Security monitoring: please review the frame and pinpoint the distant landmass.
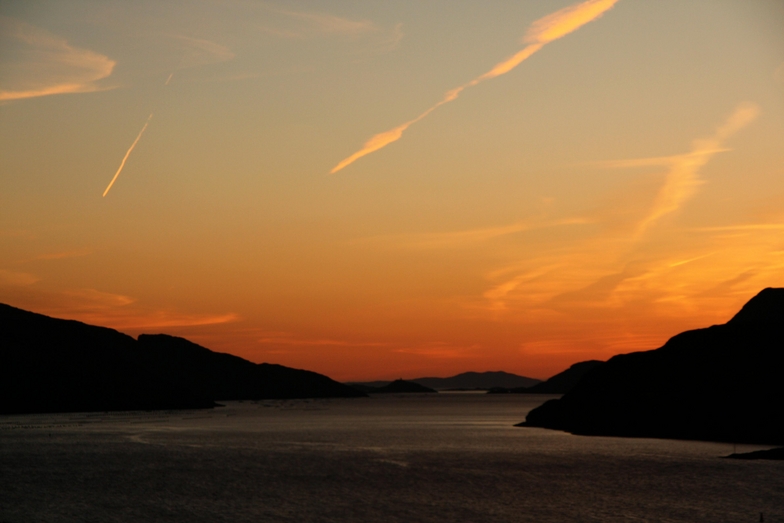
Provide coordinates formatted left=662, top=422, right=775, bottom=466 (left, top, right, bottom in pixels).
left=354, top=379, right=437, bottom=394
left=0, top=303, right=364, bottom=415
left=349, top=371, right=540, bottom=391
left=488, top=360, right=604, bottom=394
left=519, top=288, right=784, bottom=445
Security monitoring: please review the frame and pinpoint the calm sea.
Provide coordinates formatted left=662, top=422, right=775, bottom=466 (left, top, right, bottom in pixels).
left=1, top=393, right=782, bottom=522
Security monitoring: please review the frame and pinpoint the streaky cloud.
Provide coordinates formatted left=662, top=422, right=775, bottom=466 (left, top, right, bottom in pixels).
left=692, top=223, right=784, bottom=232
left=0, top=17, right=115, bottom=102
left=524, top=0, right=620, bottom=44
left=0, top=268, right=40, bottom=286
left=633, top=102, right=759, bottom=235
left=33, top=248, right=93, bottom=261
left=363, top=217, right=592, bottom=250
left=268, top=7, right=381, bottom=37
left=172, top=35, right=235, bottom=70
left=592, top=150, right=730, bottom=169
left=103, top=114, right=154, bottom=197
left=330, top=0, right=621, bottom=174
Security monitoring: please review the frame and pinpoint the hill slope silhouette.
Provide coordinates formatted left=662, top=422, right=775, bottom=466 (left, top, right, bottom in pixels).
left=520, top=288, right=784, bottom=444
left=489, top=360, right=603, bottom=394
left=0, top=303, right=364, bottom=414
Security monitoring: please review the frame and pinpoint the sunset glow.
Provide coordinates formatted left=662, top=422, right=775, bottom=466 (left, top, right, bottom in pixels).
left=2, top=1, right=783, bottom=381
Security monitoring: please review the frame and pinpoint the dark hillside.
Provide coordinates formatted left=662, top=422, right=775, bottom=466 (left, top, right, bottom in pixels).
left=0, top=304, right=364, bottom=415
left=521, top=288, right=784, bottom=445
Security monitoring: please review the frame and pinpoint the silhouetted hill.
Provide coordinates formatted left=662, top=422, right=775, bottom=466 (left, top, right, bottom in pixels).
left=349, top=371, right=539, bottom=391
left=413, top=371, right=539, bottom=390
left=489, top=360, right=604, bottom=394
left=137, top=334, right=365, bottom=400
left=365, top=379, right=437, bottom=394
left=520, top=288, right=784, bottom=445
left=0, top=304, right=363, bottom=415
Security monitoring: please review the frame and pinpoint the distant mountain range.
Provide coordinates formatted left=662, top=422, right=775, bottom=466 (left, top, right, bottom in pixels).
left=349, top=371, right=540, bottom=391
left=0, top=303, right=364, bottom=415
left=520, top=288, right=784, bottom=445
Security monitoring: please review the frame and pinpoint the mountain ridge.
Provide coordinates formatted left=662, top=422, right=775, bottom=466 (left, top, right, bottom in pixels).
left=0, top=303, right=364, bottom=415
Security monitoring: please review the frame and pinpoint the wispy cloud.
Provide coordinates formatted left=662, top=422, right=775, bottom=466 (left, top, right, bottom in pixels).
left=393, top=342, right=482, bottom=359
left=111, top=311, right=240, bottom=330
left=524, top=0, right=620, bottom=44
left=330, top=0, right=621, bottom=173
left=0, top=269, right=39, bottom=286
left=171, top=35, right=235, bottom=69
left=0, top=17, right=115, bottom=102
left=256, top=334, right=389, bottom=348
left=692, top=223, right=784, bottom=232
left=3, top=286, right=239, bottom=331
left=363, top=217, right=591, bottom=250
left=260, top=5, right=403, bottom=50
left=773, top=62, right=784, bottom=87
left=599, top=102, right=759, bottom=235
left=61, top=288, right=136, bottom=308
left=32, top=248, right=93, bottom=261
left=266, top=8, right=381, bottom=37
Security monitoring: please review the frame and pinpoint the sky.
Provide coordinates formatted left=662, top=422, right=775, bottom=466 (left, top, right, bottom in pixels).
left=1, top=0, right=784, bottom=381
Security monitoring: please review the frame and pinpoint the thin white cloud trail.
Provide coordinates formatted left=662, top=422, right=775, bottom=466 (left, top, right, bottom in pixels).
left=330, top=0, right=621, bottom=174
left=102, top=113, right=153, bottom=197
left=102, top=71, right=178, bottom=197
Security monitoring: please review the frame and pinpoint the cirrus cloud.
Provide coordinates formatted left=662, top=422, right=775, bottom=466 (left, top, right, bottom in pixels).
left=0, top=17, right=115, bottom=102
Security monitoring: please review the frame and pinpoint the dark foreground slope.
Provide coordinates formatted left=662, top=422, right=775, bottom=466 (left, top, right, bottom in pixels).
left=0, top=304, right=213, bottom=414
left=137, top=334, right=362, bottom=400
left=520, top=288, right=784, bottom=445
left=524, top=360, right=604, bottom=394
left=0, top=304, right=363, bottom=414
left=489, top=360, right=603, bottom=394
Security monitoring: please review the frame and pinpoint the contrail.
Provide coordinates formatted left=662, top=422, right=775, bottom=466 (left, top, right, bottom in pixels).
left=330, top=0, right=621, bottom=174
left=102, top=113, right=153, bottom=197
left=102, top=72, right=176, bottom=197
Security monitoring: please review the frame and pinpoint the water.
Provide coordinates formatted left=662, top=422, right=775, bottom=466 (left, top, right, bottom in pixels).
left=1, top=393, right=782, bottom=522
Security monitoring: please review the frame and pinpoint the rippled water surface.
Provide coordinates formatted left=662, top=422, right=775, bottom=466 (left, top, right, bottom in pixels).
left=1, top=393, right=782, bottom=522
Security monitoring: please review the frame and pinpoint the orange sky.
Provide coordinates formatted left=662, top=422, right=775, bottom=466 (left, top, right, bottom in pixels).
left=2, top=1, right=784, bottom=381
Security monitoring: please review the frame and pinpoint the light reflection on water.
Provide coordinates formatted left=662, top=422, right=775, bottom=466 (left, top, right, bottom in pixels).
left=1, top=393, right=782, bottom=522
